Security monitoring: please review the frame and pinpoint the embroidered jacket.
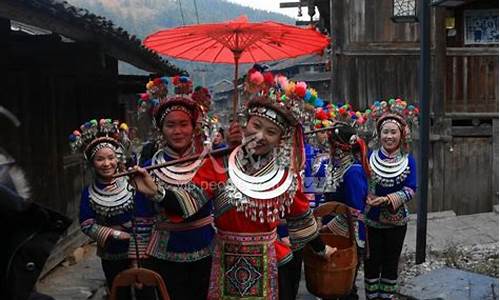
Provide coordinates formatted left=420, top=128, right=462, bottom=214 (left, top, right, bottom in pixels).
left=278, top=143, right=328, bottom=240
left=143, top=147, right=215, bottom=262
left=324, top=161, right=368, bottom=246
left=366, top=150, right=417, bottom=228
left=304, top=143, right=329, bottom=208
left=194, top=151, right=322, bottom=299
left=193, top=153, right=320, bottom=266
left=79, top=181, right=155, bottom=260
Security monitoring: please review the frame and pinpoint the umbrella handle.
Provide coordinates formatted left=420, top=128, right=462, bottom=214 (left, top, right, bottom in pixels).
left=232, top=53, right=241, bottom=121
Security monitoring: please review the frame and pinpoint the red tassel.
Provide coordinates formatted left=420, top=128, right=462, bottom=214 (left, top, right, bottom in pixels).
left=357, top=137, right=371, bottom=177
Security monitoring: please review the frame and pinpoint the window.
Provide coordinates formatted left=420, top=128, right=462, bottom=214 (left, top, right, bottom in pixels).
left=464, top=9, right=498, bottom=45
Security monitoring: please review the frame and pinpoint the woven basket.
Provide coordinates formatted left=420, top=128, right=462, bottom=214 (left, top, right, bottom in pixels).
left=304, top=202, right=358, bottom=299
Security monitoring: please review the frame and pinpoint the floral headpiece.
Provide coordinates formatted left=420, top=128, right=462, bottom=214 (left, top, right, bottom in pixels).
left=241, top=64, right=326, bottom=171
left=241, top=64, right=323, bottom=135
left=318, top=102, right=367, bottom=147
left=365, top=98, right=420, bottom=152
left=137, top=77, right=169, bottom=115
left=312, top=102, right=368, bottom=131
left=172, top=75, right=193, bottom=95
left=191, top=86, right=223, bottom=145
left=315, top=102, right=371, bottom=178
left=153, top=79, right=219, bottom=148
left=312, top=106, right=334, bottom=129
left=191, top=86, right=212, bottom=113
left=68, top=118, right=129, bottom=162
left=312, top=102, right=360, bottom=129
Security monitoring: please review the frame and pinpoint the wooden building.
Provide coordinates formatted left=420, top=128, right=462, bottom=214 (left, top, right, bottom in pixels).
left=210, top=79, right=234, bottom=127
left=0, top=0, right=181, bottom=272
left=312, top=0, right=498, bottom=214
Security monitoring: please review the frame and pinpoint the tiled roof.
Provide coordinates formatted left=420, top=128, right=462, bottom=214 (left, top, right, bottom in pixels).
left=1, top=0, right=183, bottom=75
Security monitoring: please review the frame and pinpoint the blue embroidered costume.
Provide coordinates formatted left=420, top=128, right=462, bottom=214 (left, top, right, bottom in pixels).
left=143, top=147, right=214, bottom=262
left=79, top=179, right=155, bottom=260
left=362, top=98, right=419, bottom=300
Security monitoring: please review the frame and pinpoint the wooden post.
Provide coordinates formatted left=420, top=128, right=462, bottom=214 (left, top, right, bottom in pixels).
left=429, top=7, right=447, bottom=212
left=416, top=0, right=431, bottom=265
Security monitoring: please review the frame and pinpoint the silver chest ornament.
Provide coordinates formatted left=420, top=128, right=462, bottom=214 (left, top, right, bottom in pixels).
left=151, top=147, right=208, bottom=187
left=225, top=146, right=298, bottom=223
left=88, top=177, right=135, bottom=217
left=324, top=154, right=355, bottom=192
left=369, top=149, right=410, bottom=187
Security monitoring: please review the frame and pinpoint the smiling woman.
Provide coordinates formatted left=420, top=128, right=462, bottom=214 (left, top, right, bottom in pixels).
left=135, top=79, right=218, bottom=300
left=92, top=147, right=119, bottom=180
left=185, top=65, right=337, bottom=300
left=68, top=118, right=156, bottom=299
left=363, top=99, right=419, bottom=300
left=380, top=121, right=402, bottom=154
left=244, top=115, right=283, bottom=155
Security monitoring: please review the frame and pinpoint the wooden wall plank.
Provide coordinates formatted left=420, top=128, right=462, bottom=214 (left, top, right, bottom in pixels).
left=445, top=137, right=493, bottom=214
left=445, top=54, right=498, bottom=113
left=432, top=7, right=447, bottom=116
left=344, top=0, right=420, bottom=45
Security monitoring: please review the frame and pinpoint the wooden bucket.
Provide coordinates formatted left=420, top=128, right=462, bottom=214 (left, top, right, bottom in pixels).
left=304, top=202, right=358, bottom=299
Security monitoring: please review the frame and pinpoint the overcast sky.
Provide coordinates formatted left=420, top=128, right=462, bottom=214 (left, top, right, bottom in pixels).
left=226, top=0, right=319, bottom=21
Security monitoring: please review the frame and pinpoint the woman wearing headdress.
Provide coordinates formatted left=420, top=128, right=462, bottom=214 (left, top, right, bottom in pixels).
left=69, top=118, right=155, bottom=299
left=136, top=76, right=169, bottom=166
left=319, top=104, right=371, bottom=300
left=275, top=103, right=332, bottom=298
left=138, top=76, right=216, bottom=300
left=185, top=66, right=336, bottom=300
left=212, top=127, right=227, bottom=150
left=363, top=99, right=419, bottom=300
left=304, top=105, right=334, bottom=209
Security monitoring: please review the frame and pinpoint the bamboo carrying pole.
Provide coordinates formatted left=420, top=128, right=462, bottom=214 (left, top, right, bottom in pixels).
left=113, top=126, right=336, bottom=178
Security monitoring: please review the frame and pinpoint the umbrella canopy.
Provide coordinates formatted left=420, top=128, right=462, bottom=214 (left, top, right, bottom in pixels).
left=144, top=16, right=330, bottom=116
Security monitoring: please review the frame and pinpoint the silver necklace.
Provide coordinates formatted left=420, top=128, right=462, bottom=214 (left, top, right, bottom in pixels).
left=324, top=155, right=354, bottom=192
left=224, top=146, right=298, bottom=223
left=151, top=147, right=207, bottom=186
left=230, top=158, right=285, bottom=192
left=89, top=177, right=134, bottom=217
left=370, top=149, right=410, bottom=187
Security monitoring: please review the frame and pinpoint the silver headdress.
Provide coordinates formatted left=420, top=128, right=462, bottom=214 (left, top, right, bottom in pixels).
left=68, top=118, right=128, bottom=162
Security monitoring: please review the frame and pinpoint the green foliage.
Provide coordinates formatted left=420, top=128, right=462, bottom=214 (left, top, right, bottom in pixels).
left=66, top=0, right=295, bottom=85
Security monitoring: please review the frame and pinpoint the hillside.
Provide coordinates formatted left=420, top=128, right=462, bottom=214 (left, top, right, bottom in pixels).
left=66, top=0, right=295, bottom=85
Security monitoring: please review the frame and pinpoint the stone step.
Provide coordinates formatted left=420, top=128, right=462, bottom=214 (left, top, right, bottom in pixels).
left=399, top=267, right=499, bottom=300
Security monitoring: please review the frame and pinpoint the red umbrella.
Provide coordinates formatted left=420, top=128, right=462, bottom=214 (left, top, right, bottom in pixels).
left=144, top=16, right=329, bottom=116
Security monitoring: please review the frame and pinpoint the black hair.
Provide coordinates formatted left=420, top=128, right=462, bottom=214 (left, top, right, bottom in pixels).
left=218, top=128, right=225, bottom=138
left=329, top=123, right=357, bottom=146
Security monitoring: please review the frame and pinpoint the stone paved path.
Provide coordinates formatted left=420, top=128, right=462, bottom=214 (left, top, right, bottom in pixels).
left=37, top=208, right=499, bottom=300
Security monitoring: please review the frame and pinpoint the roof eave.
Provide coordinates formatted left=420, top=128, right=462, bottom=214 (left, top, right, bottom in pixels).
left=0, top=0, right=182, bottom=75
